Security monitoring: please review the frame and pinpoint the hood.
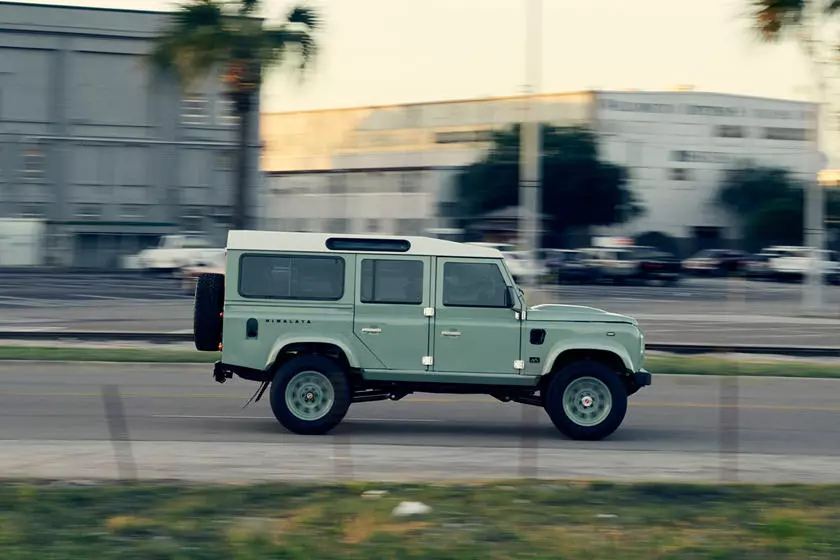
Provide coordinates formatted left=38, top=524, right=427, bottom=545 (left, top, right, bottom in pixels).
left=527, top=304, right=638, bottom=326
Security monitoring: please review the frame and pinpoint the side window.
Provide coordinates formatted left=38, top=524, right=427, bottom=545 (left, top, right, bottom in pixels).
left=238, top=254, right=345, bottom=300
left=360, top=259, right=424, bottom=304
left=443, top=261, right=507, bottom=308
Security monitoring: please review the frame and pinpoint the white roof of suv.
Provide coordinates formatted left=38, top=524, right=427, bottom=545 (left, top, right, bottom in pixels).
left=226, top=230, right=503, bottom=259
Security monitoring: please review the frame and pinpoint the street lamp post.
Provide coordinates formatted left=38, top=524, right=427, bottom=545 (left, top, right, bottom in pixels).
left=519, top=0, right=542, bottom=296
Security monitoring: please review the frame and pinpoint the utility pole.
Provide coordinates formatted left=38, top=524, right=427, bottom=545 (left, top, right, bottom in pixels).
left=800, top=6, right=827, bottom=314
left=519, top=0, right=542, bottom=294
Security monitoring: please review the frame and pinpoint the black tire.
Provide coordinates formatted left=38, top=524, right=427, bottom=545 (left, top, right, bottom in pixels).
left=193, top=273, right=225, bottom=351
left=269, top=355, right=351, bottom=435
left=543, top=360, right=628, bottom=441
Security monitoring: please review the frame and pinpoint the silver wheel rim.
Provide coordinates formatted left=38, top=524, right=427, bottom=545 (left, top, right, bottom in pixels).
left=562, top=376, right=613, bottom=427
left=284, top=371, right=335, bottom=421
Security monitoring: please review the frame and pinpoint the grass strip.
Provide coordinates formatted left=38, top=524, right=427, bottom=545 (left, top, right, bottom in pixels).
left=0, top=346, right=837, bottom=379
left=0, top=346, right=219, bottom=363
left=2, top=480, right=840, bottom=559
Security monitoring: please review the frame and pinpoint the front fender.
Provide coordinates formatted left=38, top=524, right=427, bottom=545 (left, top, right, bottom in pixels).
left=264, top=334, right=365, bottom=371
left=541, top=339, right=636, bottom=376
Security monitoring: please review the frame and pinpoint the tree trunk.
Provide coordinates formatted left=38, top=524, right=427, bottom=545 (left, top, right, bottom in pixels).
left=232, top=92, right=253, bottom=231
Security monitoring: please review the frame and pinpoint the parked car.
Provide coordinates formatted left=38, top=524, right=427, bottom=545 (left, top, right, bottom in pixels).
left=543, top=249, right=598, bottom=284
left=744, top=251, right=780, bottom=281
left=195, top=231, right=651, bottom=441
left=634, top=247, right=682, bottom=285
left=682, top=249, right=749, bottom=276
left=502, top=251, right=549, bottom=284
left=764, top=246, right=840, bottom=283
left=134, top=234, right=224, bottom=274
left=581, top=245, right=681, bottom=285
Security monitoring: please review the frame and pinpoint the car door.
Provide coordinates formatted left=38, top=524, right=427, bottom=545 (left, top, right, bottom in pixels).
left=432, top=258, right=522, bottom=375
left=353, top=254, right=432, bottom=371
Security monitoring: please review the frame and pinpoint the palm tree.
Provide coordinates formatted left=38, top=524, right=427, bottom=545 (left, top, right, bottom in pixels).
left=748, top=1, right=839, bottom=41
left=151, top=0, right=320, bottom=231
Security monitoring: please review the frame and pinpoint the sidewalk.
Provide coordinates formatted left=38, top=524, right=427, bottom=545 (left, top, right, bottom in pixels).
left=1, top=440, right=838, bottom=484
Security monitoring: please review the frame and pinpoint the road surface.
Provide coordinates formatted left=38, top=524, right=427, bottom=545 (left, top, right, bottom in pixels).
left=1, top=363, right=839, bottom=483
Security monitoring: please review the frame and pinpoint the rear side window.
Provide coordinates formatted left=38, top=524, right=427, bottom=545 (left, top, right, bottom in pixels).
left=443, top=262, right=507, bottom=308
left=360, top=259, right=424, bottom=304
left=238, top=254, right=345, bottom=300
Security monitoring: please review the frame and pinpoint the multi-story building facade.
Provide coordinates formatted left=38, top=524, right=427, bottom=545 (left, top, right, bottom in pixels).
left=0, top=2, right=261, bottom=268
left=260, top=90, right=818, bottom=252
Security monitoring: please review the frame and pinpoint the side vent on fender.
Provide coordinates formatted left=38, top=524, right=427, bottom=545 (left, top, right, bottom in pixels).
left=530, top=329, right=546, bottom=345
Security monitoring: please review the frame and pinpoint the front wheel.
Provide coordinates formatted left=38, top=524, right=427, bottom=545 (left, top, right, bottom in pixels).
left=543, top=361, right=628, bottom=441
left=269, top=355, right=351, bottom=435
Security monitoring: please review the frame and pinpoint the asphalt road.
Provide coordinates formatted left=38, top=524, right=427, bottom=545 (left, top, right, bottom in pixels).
left=1, top=363, right=839, bottom=483
left=0, top=273, right=838, bottom=346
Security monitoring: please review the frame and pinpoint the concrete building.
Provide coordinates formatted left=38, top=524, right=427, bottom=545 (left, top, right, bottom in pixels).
left=259, top=90, right=819, bottom=252
left=0, top=2, right=261, bottom=268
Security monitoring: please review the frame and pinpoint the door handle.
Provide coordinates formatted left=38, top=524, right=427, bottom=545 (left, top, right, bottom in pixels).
left=441, top=330, right=461, bottom=337
left=361, top=327, right=382, bottom=334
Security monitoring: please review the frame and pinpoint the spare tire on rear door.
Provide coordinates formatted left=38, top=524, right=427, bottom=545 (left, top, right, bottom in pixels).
left=193, top=273, right=225, bottom=351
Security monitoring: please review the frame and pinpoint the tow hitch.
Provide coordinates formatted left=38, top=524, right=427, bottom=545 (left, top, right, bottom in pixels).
left=213, top=362, right=232, bottom=384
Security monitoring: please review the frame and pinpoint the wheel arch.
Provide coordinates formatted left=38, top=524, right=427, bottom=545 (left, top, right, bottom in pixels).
left=265, top=337, right=361, bottom=375
left=542, top=345, right=633, bottom=377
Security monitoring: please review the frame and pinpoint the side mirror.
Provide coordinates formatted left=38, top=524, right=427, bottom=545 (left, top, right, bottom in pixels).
left=506, top=285, right=522, bottom=312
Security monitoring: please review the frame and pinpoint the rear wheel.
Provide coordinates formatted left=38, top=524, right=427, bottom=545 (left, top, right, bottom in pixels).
left=544, top=361, right=628, bottom=441
left=193, top=273, right=224, bottom=351
left=269, top=355, right=351, bottom=435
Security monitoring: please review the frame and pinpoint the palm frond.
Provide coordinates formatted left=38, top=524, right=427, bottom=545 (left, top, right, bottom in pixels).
left=827, top=0, right=840, bottom=12
left=749, top=0, right=807, bottom=41
left=263, top=27, right=318, bottom=71
left=286, top=5, right=321, bottom=30
left=239, top=0, right=261, bottom=16
left=173, top=0, right=225, bottom=31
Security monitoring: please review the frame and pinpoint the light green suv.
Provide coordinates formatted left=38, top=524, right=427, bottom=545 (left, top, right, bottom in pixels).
left=194, top=231, right=651, bottom=441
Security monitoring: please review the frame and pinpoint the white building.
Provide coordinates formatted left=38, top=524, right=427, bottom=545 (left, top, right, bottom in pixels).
left=259, top=90, right=818, bottom=252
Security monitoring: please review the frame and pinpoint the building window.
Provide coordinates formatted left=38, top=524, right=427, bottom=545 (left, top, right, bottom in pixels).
left=182, top=206, right=203, bottom=232
left=211, top=206, right=232, bottom=227
left=23, top=147, right=45, bottom=180
left=439, top=201, right=458, bottom=218
left=434, top=130, right=494, bottom=144
left=291, top=218, right=309, bottom=232
left=328, top=174, right=346, bottom=194
left=120, top=204, right=146, bottom=221
left=326, top=218, right=349, bottom=233
left=19, top=203, right=46, bottom=218
left=396, top=219, right=423, bottom=236
left=360, top=259, right=424, bottom=305
left=668, top=168, right=692, bottom=181
left=715, top=125, right=745, bottom=138
left=399, top=172, right=422, bottom=193
left=75, top=204, right=102, bottom=220
left=182, top=95, right=208, bottom=125
left=238, top=254, right=345, bottom=301
left=366, top=218, right=380, bottom=233
left=217, top=151, right=235, bottom=171
left=443, top=262, right=508, bottom=308
left=217, top=98, right=239, bottom=126
left=763, top=127, right=809, bottom=141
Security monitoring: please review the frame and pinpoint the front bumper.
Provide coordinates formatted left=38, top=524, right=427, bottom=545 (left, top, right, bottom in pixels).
left=634, top=369, right=652, bottom=387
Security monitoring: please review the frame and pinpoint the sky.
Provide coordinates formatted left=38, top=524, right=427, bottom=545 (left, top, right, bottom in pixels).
left=9, top=0, right=827, bottom=113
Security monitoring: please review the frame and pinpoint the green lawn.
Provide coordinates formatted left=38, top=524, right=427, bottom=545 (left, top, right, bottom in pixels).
left=2, top=481, right=840, bottom=559
left=0, top=346, right=837, bottom=379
